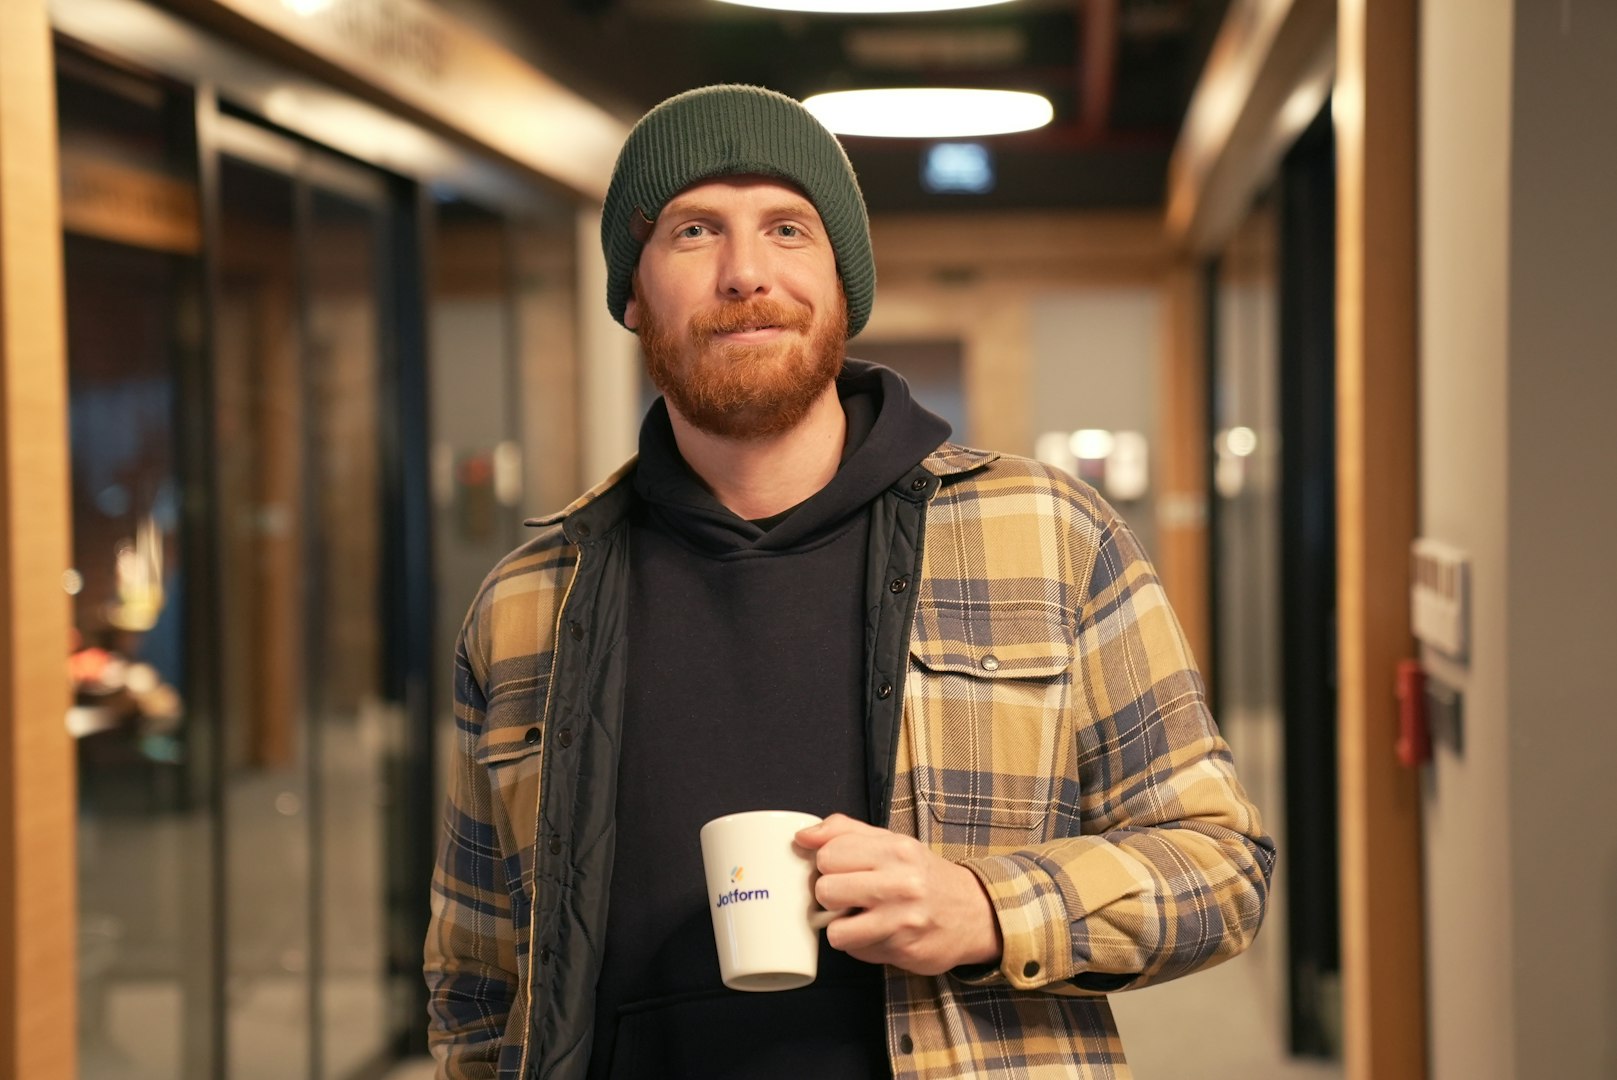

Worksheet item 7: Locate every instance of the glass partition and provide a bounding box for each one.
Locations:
[212,119,405,1078]
[57,25,576,1073]
[58,50,214,1080]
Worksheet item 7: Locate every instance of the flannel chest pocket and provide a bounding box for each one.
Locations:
[905,605,1075,836]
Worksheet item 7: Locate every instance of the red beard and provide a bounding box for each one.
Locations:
[638,290,848,440]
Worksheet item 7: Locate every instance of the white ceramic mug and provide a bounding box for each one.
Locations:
[699,810,841,992]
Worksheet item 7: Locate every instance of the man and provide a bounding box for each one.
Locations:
[426,84,1274,1080]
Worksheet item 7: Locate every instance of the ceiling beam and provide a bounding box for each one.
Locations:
[1079,0,1119,135]
[1164,0,1335,254]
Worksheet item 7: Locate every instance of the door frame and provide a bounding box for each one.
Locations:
[1166,1,1425,1076]
[0,2,77,1074]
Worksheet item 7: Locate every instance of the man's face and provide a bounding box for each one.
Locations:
[625,176,848,440]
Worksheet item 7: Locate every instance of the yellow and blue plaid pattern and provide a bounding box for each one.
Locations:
[425,448,1273,1079]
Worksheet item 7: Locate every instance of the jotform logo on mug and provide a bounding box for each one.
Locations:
[716,865,771,909]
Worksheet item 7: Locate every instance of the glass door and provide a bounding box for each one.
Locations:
[1207,103,1342,1063]
[210,113,410,1079]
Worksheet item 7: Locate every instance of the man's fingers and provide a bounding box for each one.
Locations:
[814,868,886,911]
[811,830,901,874]
[794,812,866,849]
[823,908,897,954]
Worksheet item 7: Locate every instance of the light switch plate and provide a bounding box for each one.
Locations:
[1411,538,1470,662]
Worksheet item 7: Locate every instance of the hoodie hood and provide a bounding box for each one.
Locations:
[633,359,951,555]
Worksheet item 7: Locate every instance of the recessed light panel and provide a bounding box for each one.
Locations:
[716,1,1018,13]
[803,88,1053,138]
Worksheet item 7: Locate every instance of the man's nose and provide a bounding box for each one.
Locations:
[718,234,770,300]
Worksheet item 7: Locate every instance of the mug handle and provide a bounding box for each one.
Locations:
[810,908,850,930]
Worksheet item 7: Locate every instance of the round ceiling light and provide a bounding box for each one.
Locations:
[715,1,1018,12]
[803,88,1054,138]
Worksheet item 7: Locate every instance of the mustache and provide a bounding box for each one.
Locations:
[688,298,812,339]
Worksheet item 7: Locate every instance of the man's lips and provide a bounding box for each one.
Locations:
[712,324,788,341]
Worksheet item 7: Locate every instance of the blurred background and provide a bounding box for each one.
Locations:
[1,1,1613,1079]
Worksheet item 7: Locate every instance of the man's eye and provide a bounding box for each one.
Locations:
[678,224,706,239]
[777,225,800,238]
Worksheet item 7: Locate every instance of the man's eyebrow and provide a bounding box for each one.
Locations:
[763,202,818,220]
[661,201,723,221]
[660,201,819,223]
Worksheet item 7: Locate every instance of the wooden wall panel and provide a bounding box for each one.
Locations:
[1335,1,1426,1077]
[0,1,78,1076]
[1156,262,1212,679]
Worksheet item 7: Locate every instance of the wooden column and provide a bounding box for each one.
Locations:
[0,1,77,1078]
[1335,1,1425,1077]
[1155,261,1212,676]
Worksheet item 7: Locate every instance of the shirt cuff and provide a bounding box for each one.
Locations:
[958,853,1078,990]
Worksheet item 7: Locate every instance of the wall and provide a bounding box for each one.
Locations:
[1421,2,1617,1077]
[866,211,1173,559]
[1027,288,1163,557]
[1417,0,1515,1075]
[575,207,641,485]
[1505,2,1617,1076]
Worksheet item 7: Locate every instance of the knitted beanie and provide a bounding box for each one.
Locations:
[601,84,875,338]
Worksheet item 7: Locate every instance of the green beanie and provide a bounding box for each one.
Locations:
[601,84,875,338]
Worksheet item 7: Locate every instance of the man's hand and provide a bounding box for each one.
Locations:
[794,813,1004,976]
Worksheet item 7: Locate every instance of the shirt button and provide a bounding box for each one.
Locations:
[557,728,573,748]
[1023,960,1041,978]
[899,1033,914,1054]
[980,654,1001,672]
[548,837,562,855]
[877,682,893,700]
[910,477,928,492]
[524,727,541,745]
[568,620,584,640]
[888,576,909,594]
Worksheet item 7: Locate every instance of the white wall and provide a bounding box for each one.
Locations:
[1421,2,1617,1077]
[1418,1,1516,1076]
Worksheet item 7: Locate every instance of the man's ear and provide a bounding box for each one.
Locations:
[624,295,641,331]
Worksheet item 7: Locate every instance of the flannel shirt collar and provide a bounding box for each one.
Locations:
[522,442,998,540]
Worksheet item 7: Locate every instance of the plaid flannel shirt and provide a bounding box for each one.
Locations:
[426,444,1275,1079]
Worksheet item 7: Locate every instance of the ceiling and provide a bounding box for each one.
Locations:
[476,0,1230,214]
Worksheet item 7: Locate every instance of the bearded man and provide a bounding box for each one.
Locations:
[425,84,1275,1080]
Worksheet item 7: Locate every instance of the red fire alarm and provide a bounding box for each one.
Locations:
[1395,659,1431,767]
